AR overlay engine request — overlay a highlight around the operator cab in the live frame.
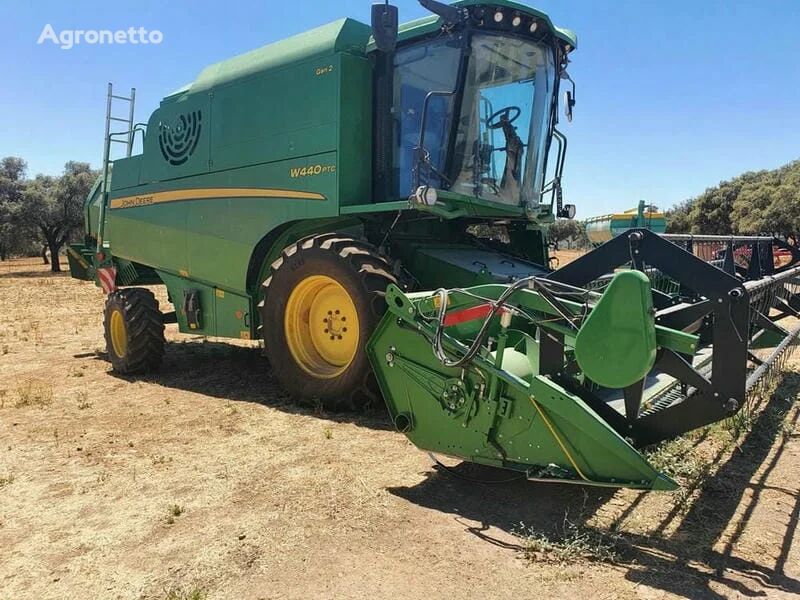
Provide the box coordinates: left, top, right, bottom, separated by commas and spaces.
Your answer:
372, 1, 576, 218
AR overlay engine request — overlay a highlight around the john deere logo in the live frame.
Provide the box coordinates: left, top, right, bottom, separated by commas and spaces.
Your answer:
158, 110, 202, 166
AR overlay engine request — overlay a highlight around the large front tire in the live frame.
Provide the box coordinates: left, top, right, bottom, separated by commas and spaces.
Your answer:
103, 288, 165, 374
259, 234, 396, 410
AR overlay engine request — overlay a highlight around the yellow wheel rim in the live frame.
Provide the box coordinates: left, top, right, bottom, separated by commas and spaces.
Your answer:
284, 275, 360, 379
109, 309, 128, 358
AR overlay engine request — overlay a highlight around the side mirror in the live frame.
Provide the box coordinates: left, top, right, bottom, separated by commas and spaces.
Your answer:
372, 2, 399, 53
564, 90, 575, 123
559, 204, 577, 219
561, 70, 576, 122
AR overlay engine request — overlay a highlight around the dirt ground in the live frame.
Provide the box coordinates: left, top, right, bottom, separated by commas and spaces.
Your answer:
1, 257, 799, 600
553, 247, 587, 266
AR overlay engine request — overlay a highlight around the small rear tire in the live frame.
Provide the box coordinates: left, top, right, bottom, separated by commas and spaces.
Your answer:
104, 288, 165, 374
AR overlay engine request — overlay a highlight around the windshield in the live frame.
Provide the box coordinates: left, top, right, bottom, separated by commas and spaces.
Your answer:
389, 33, 556, 207
451, 35, 555, 206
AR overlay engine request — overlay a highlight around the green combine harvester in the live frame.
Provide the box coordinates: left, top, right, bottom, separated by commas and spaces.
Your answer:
69, 0, 800, 491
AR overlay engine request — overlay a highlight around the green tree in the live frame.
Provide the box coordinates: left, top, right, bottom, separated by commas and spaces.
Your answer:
0, 157, 29, 260
688, 179, 742, 234
731, 164, 800, 238
22, 162, 95, 272
764, 186, 800, 244
549, 219, 584, 249
572, 221, 590, 249
665, 199, 693, 234
665, 159, 800, 238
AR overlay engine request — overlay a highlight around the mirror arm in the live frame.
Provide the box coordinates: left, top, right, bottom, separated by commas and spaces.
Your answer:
561, 71, 576, 101
540, 128, 568, 215
561, 70, 576, 122
417, 0, 469, 25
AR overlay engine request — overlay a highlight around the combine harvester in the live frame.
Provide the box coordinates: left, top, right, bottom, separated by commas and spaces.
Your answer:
69, 0, 800, 491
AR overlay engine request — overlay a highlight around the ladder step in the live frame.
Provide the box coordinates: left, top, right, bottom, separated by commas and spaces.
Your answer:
110, 94, 132, 101
109, 117, 131, 123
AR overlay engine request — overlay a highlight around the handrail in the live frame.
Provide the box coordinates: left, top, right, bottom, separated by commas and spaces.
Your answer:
660, 233, 774, 243
96, 83, 136, 252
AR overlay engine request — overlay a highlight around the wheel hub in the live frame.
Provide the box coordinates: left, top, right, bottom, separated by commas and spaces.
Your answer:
109, 309, 128, 358
285, 275, 360, 378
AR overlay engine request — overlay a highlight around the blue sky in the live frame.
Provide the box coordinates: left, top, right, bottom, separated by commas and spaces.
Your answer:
0, 0, 798, 217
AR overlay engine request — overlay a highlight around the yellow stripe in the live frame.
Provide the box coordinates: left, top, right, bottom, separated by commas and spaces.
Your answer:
587, 211, 665, 223
67, 246, 89, 269
611, 212, 664, 220
530, 396, 593, 483
109, 187, 326, 209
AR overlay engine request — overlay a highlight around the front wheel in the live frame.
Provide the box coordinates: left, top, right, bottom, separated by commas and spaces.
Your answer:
259, 234, 396, 409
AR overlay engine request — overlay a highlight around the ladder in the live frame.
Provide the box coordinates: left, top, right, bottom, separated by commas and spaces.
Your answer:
96, 83, 136, 251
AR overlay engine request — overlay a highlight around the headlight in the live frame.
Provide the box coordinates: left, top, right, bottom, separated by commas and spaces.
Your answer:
413, 185, 438, 206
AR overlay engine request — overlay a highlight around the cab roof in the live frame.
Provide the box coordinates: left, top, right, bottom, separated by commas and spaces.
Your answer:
164, 1, 575, 102
391, 0, 577, 49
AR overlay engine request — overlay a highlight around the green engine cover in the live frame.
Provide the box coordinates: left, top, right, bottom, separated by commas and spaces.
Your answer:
101, 18, 375, 297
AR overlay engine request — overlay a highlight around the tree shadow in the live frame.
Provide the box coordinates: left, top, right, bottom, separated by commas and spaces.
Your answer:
388, 373, 800, 599
0, 269, 67, 278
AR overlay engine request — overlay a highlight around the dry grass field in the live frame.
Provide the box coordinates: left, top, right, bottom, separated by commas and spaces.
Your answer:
1, 256, 799, 600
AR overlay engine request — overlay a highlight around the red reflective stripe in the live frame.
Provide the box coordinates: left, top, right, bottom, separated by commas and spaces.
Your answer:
442, 303, 494, 327
97, 267, 117, 294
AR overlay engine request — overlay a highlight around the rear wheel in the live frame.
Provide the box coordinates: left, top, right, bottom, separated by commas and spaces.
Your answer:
103, 288, 165, 373
259, 234, 396, 409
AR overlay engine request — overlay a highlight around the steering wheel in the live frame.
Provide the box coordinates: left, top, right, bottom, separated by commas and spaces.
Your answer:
487, 106, 521, 129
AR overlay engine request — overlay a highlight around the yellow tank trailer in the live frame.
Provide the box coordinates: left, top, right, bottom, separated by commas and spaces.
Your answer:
585, 200, 666, 246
